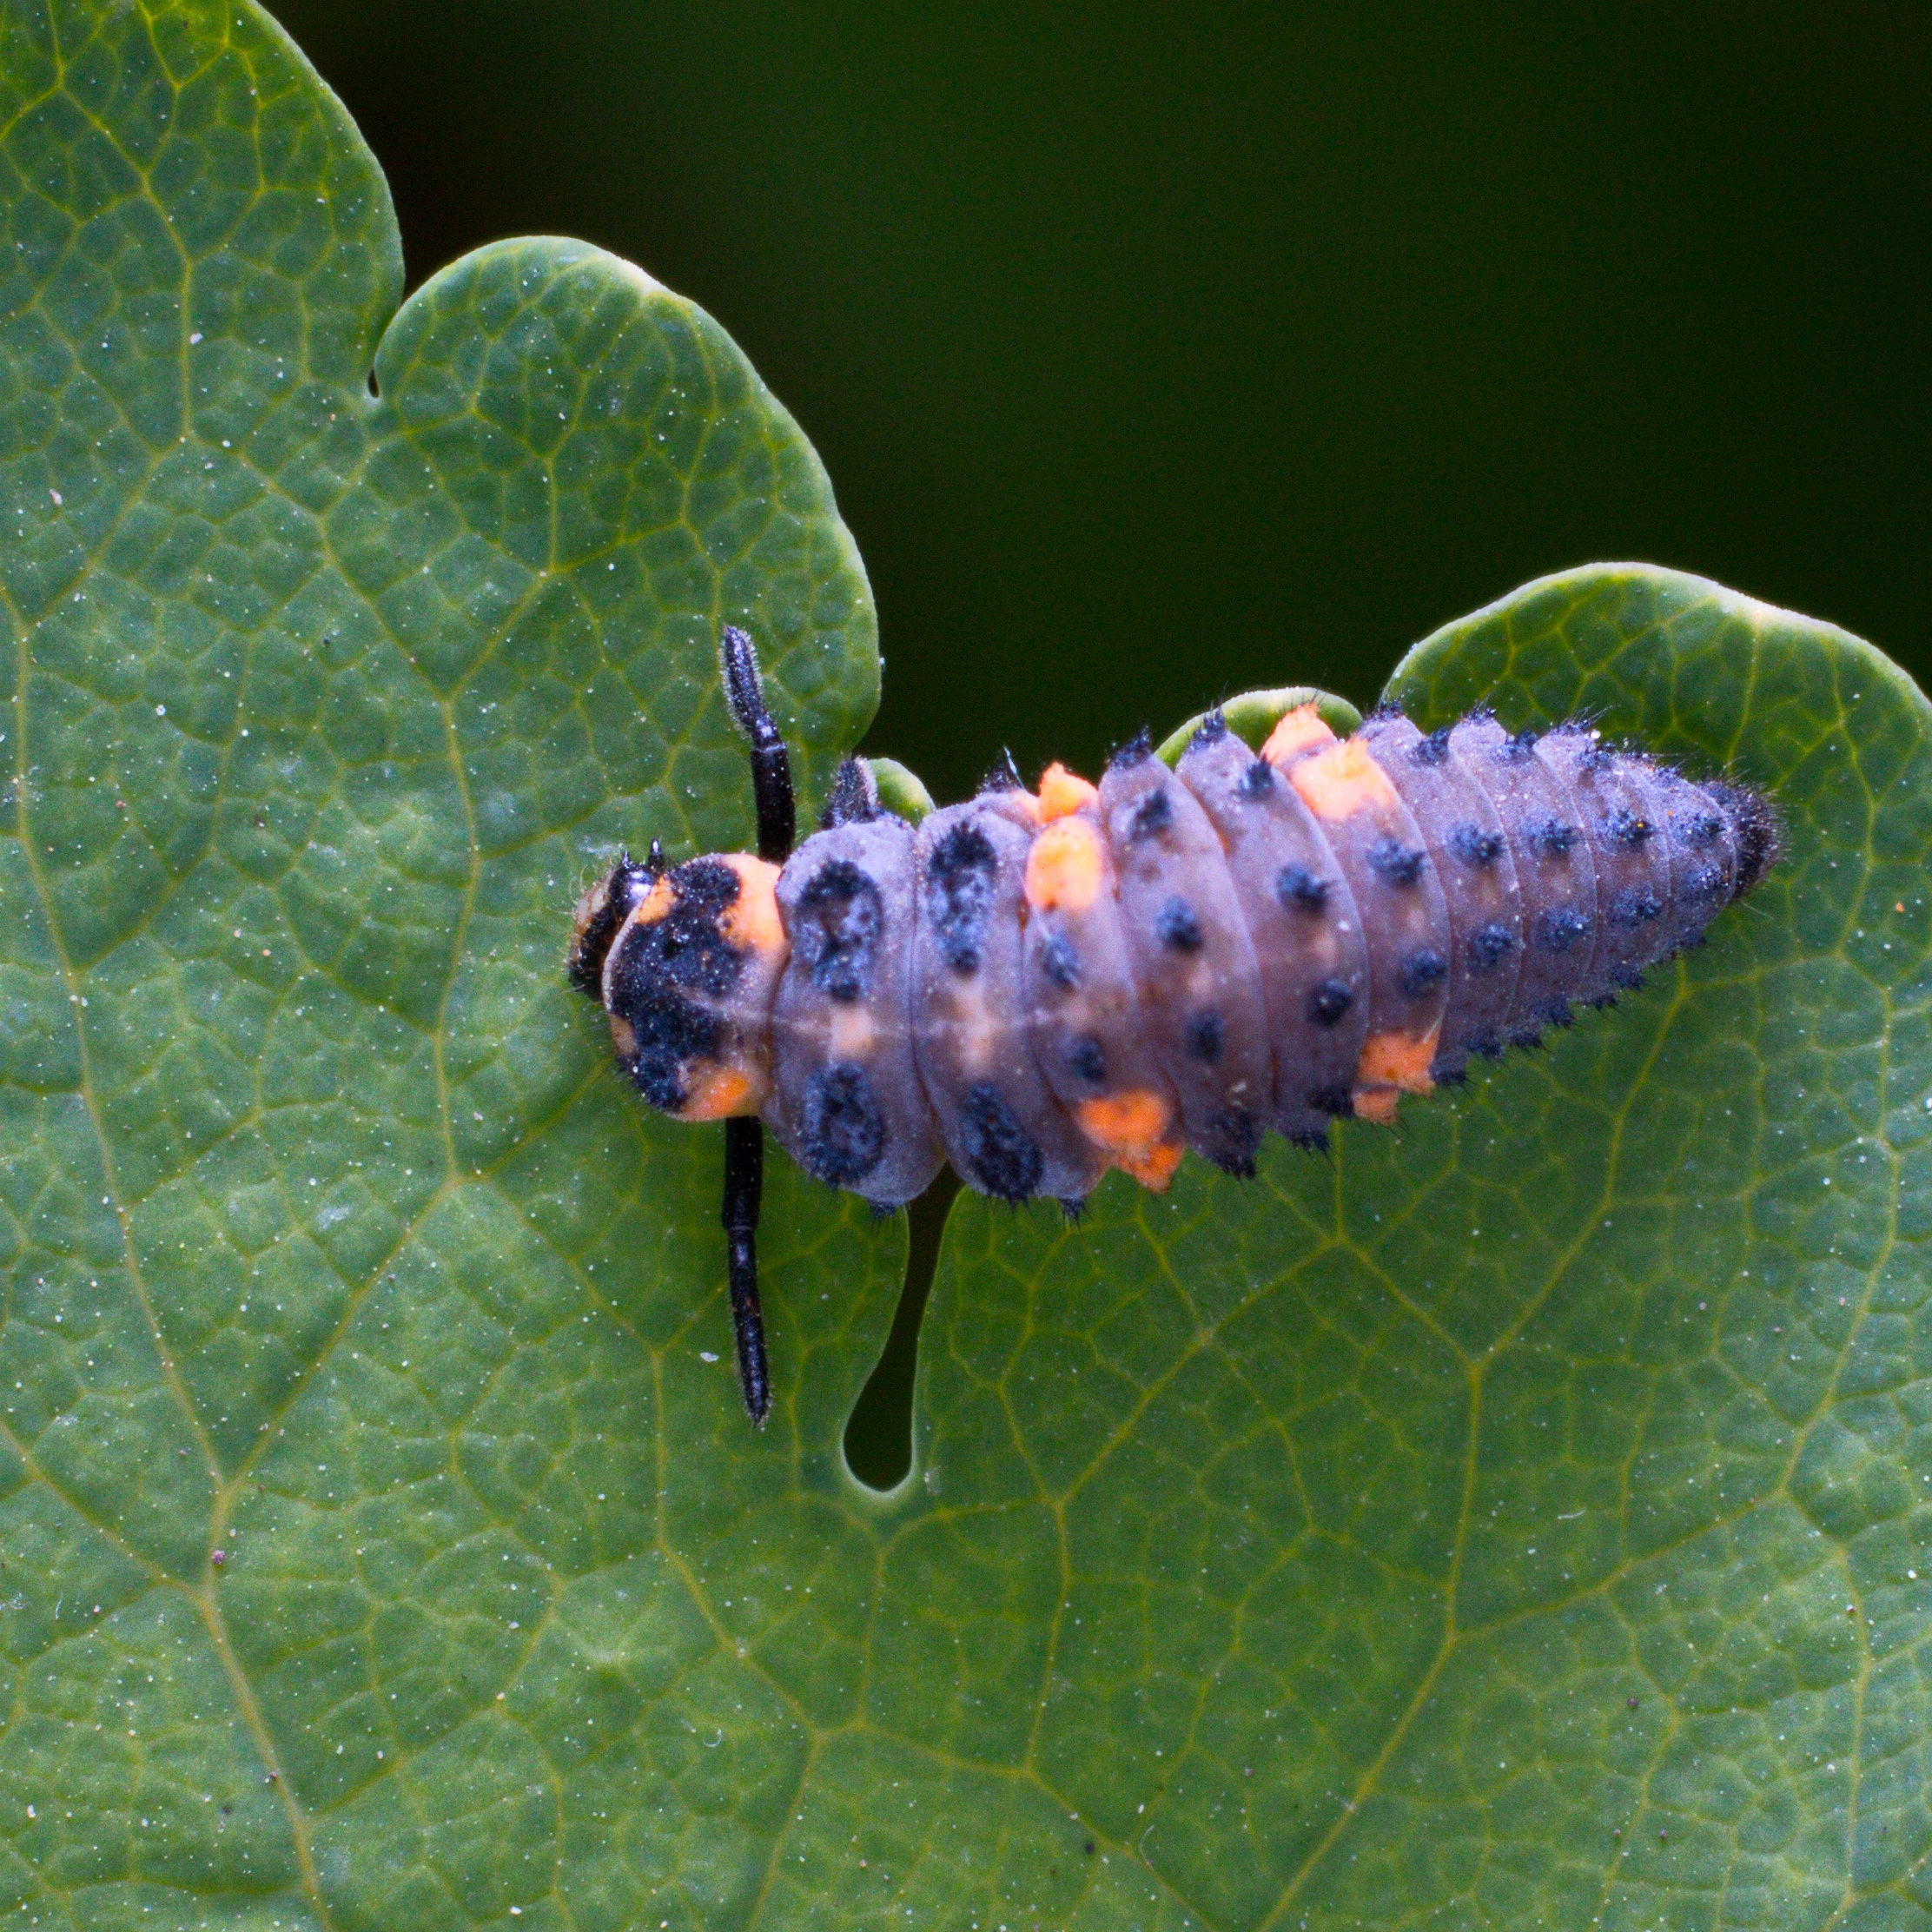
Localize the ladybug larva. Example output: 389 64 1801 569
569 628 1778 1421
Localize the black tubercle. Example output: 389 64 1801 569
1189 709 1230 748
959 1082 1045 1202
1156 896 1203 951
1367 837 1426 886
1108 727 1155 771
1129 787 1174 839
1040 931 1082 989
794 858 883 1002
1067 1035 1107 1086
1409 727 1451 767
1201 1106 1261 1178
1185 1010 1224 1062
618 987 723 1114
1399 947 1447 997
1537 904 1591 954
1277 863 1330 913
1467 921 1516 971
1306 977 1353 1027
1448 824 1504 867
820 756 881 830
923 821 998 974
799 1062 888 1185
1239 759 1275 800
1611 886 1664 928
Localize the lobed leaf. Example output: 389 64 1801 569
3 5 1928 1929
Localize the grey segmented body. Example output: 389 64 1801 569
574 703 1777 1211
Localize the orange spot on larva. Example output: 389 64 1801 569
1035 762 1099 823
1075 1087 1170 1153
1357 1029 1437 1094
1076 1088 1183 1189
1260 704 1337 769
1352 1029 1437 1124
635 875 677 923
1115 1137 1184 1191
718 854 786 955
1289 738 1399 820
678 1063 761 1121
1025 816 1106 914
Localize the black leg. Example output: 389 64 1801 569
719 625 797 865
718 627 796 1426
722 1115 771 1426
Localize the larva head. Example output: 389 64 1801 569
568 851 789 1121
566 854 652 1000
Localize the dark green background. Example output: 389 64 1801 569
266 0 1928 807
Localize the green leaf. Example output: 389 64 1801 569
863 755 934 825
5 9 1929 1932
1154 685 1363 768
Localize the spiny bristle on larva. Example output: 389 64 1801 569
977 748 1025 795
819 755 880 830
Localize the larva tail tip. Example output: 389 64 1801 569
1707 781 1782 897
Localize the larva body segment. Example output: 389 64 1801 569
1364 713 1525 1076
1173 720 1371 1146
1100 748 1274 1179
910 797 1104 1203
1020 770 1186 1192
576 702 1777 1210
1281 723 1455 1122
768 816 943 1201
1446 713 1601 1049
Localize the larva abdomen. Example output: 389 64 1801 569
579 699 1777 1209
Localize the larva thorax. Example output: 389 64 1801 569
570 700 1777 1208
